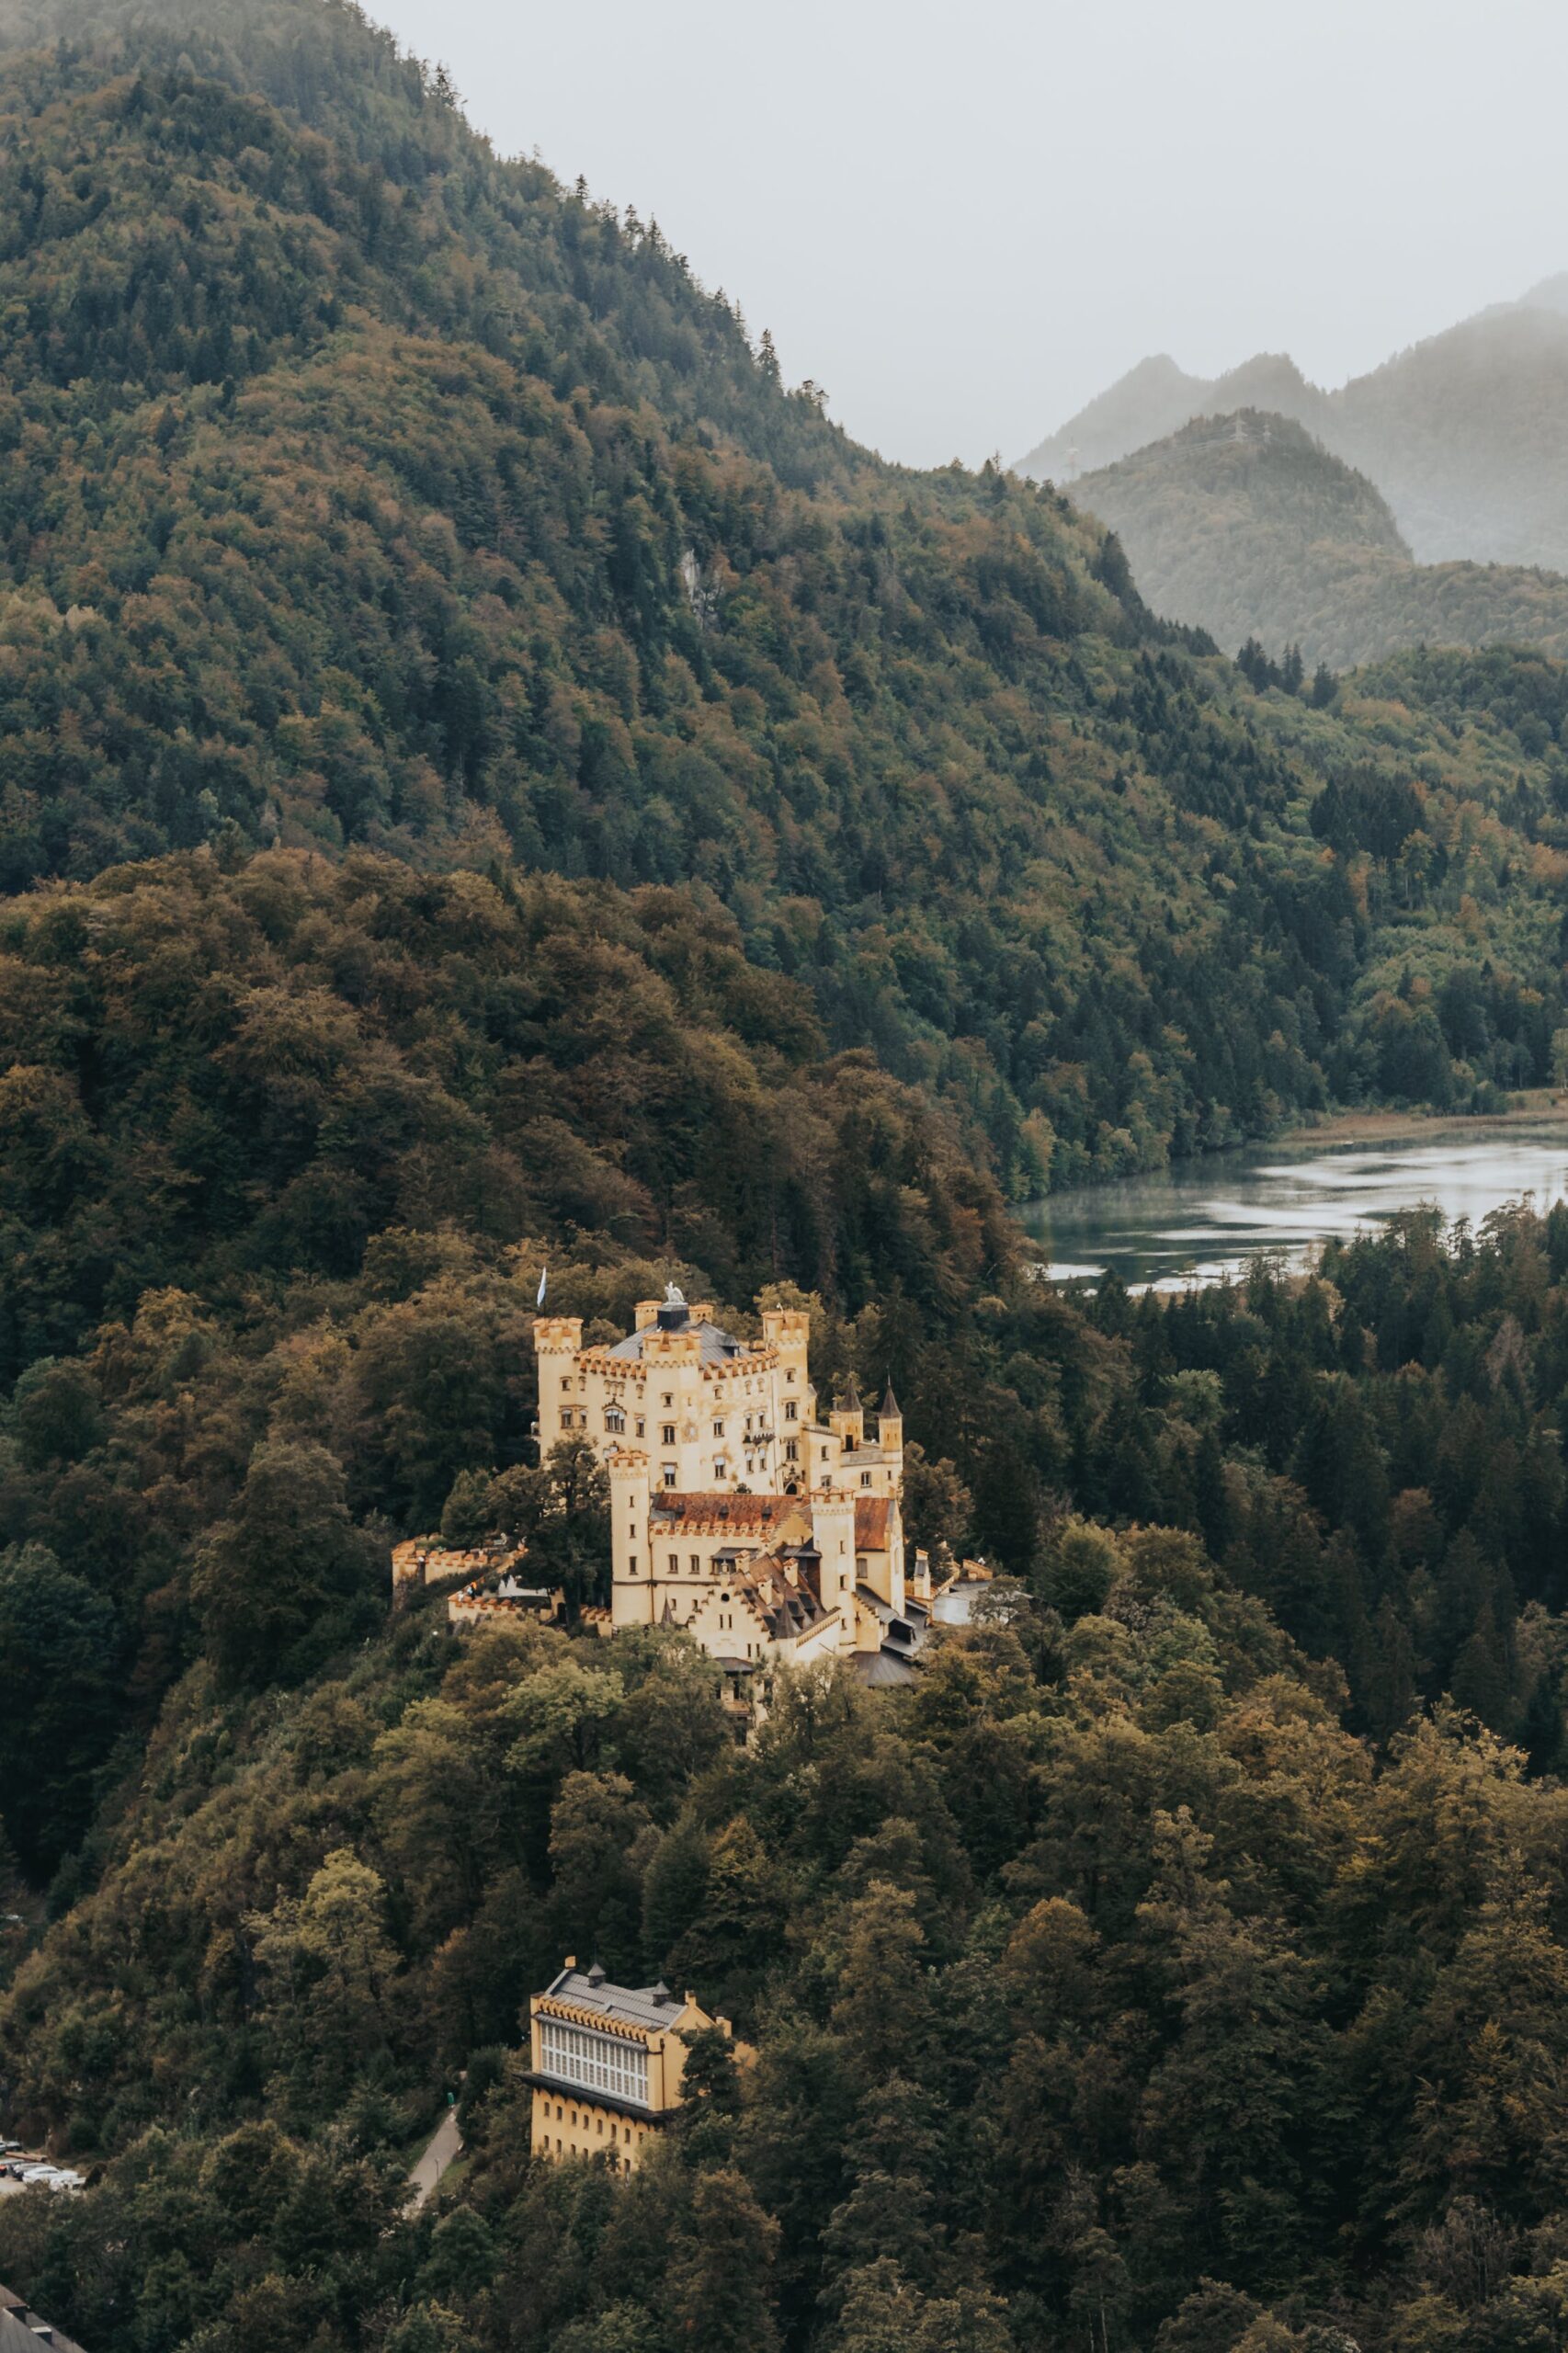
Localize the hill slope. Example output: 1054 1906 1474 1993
1020 288 1568 570
5 0 1568 1211
1074 410 1568 670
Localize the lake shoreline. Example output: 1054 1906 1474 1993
1278 1091 1568 1151
1021 1107 1568 1290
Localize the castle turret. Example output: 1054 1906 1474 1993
812 1488 858 1629
762 1306 812 1409
879 1376 903 1495
828 1373 865 1454
609 1449 654 1629
534 1315 585 1453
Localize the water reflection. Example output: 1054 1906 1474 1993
1017 1123 1568 1292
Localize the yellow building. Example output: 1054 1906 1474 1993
533 1288 930 1684
526 1959 736 2172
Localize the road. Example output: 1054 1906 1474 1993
405 2108 463 2211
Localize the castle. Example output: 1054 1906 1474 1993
533 1289 931 1687
525 1959 742 2171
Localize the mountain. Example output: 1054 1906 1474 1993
3 0 1566 1220
1019 284 1568 571
1072 409 1568 670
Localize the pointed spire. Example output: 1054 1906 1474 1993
838 1371 861 1413
881 1373 901 1419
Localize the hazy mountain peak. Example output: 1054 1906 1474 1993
1517 269 1568 316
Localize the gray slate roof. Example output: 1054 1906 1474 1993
544 1966 687 2029
1 2284 89 2353
607 1318 744 1365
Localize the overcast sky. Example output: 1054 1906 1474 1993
367 0 1568 472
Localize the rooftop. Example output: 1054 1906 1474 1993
650 1493 807 1540
854 1496 892 1550
1 2283 89 2353
606 1306 746 1366
540 1964 691 2033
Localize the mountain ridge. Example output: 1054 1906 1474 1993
1071 407 1568 670
1018 282 1568 571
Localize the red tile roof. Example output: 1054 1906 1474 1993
855 1497 892 1550
649 1493 806 1539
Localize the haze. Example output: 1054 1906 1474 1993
367 0 1566 471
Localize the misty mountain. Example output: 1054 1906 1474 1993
1071 409 1568 670
1018 282 1568 572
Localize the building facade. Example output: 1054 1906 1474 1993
534 1289 930 1682
526 1960 737 2172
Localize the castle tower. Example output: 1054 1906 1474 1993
534 1315 585 1453
812 1488 858 1630
762 1306 812 1415
879 1377 903 1496
828 1373 864 1454
609 1450 654 1629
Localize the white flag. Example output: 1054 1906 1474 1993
537 1266 548 1309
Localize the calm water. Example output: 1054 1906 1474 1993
1017 1121 1568 1292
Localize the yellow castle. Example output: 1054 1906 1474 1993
534 1288 931 1688
525 1958 740 2171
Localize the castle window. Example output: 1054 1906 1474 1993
540 2020 651 2109
561 1377 572 1392
861 1472 872 1488
785 1440 799 1461
714 1461 726 1479
662 1393 673 1407
787 1368 796 1381
713 1420 724 1438
663 1466 676 1487
629 1555 639 1574
635 1418 645 1438
662 1424 676 1445
785 1401 797 1421
668 1552 679 1574
691 1554 700 1572
606 1408 625 1434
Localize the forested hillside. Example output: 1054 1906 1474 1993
12 1185 1568 2353
9 7 1568 2350
3 0 1568 1196
1073 412 1568 671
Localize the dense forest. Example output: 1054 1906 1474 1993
1073 412 1568 674
4 0 1568 1191
11 1071 1568 2353
8 4 1568 2350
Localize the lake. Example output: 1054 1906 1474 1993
1017 1120 1568 1292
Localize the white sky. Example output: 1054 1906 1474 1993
365 0 1568 471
